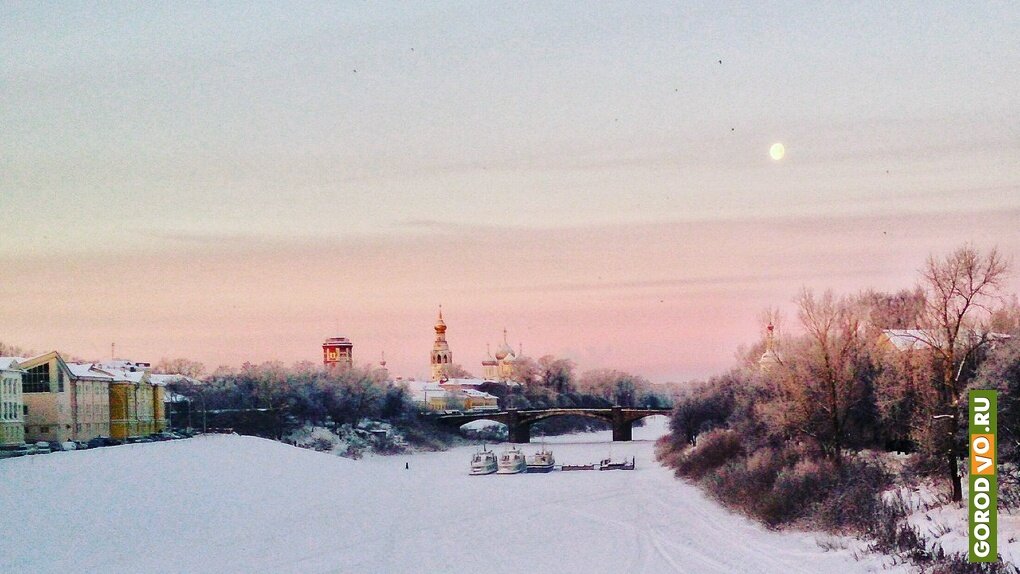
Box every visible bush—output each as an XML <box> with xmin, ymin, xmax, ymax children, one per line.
<box><xmin>309</xmin><ymin>436</ymin><xmax>336</xmax><ymax>452</ymax></box>
<box><xmin>816</xmin><ymin>456</ymin><xmax>890</xmax><ymax>531</ymax></box>
<box><xmin>674</xmin><ymin>429</ymin><xmax>744</xmax><ymax>480</ymax></box>
<box><xmin>764</xmin><ymin>457</ymin><xmax>837</xmax><ymax>525</ymax></box>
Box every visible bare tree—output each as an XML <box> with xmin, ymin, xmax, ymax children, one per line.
<box><xmin>444</xmin><ymin>363</ymin><xmax>473</xmax><ymax>379</ymax></box>
<box><xmin>0</xmin><ymin>341</ymin><xmax>33</xmax><ymax>357</ymax></box>
<box><xmin>789</xmin><ymin>289</ymin><xmax>870</xmax><ymax>462</ymax></box>
<box><xmin>154</xmin><ymin>357</ymin><xmax>207</xmax><ymax>379</ymax></box>
<box><xmin>917</xmin><ymin>245</ymin><xmax>1010</xmax><ymax>501</ymax></box>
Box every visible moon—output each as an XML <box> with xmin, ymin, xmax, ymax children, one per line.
<box><xmin>769</xmin><ymin>142</ymin><xmax>785</xmax><ymax>161</ymax></box>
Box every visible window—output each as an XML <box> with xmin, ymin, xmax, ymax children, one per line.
<box><xmin>57</xmin><ymin>370</ymin><xmax>65</xmax><ymax>392</ymax></box>
<box><xmin>23</xmin><ymin>364</ymin><xmax>51</xmax><ymax>393</ymax></box>
<box><xmin>40</xmin><ymin>426</ymin><xmax>49</xmax><ymax>433</ymax></box>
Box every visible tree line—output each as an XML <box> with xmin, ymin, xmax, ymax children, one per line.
<box><xmin>659</xmin><ymin>245</ymin><xmax>1019</xmax><ymax>568</ymax></box>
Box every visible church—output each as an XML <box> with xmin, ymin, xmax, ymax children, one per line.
<box><xmin>430</xmin><ymin>308</ymin><xmax>519</xmax><ymax>383</ymax></box>
<box><xmin>412</xmin><ymin>308</ymin><xmax>520</xmax><ymax>412</ymax></box>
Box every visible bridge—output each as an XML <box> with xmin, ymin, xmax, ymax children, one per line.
<box><xmin>431</xmin><ymin>407</ymin><xmax>672</xmax><ymax>443</ymax></box>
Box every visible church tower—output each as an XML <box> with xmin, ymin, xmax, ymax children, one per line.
<box><xmin>323</xmin><ymin>336</ymin><xmax>353</xmax><ymax>369</ymax></box>
<box><xmin>494</xmin><ymin>328</ymin><xmax>516</xmax><ymax>381</ymax></box>
<box><xmin>430</xmin><ymin>307</ymin><xmax>453</xmax><ymax>381</ymax></box>
<box><xmin>758</xmin><ymin>322</ymin><xmax>782</xmax><ymax>372</ymax></box>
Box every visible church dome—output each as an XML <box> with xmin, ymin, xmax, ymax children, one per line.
<box><xmin>434</xmin><ymin>308</ymin><xmax>446</xmax><ymax>334</ymax></box>
<box><xmin>494</xmin><ymin>328</ymin><xmax>516</xmax><ymax>360</ymax></box>
<box><xmin>495</xmin><ymin>341</ymin><xmax>515</xmax><ymax>361</ymax></box>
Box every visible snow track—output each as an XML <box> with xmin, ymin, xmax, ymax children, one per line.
<box><xmin>0</xmin><ymin>418</ymin><xmax>902</xmax><ymax>573</ymax></box>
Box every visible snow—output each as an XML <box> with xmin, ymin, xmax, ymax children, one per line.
<box><xmin>0</xmin><ymin>417</ymin><xmax>904</xmax><ymax>574</ymax></box>
<box><xmin>891</xmin><ymin>481</ymin><xmax>1020</xmax><ymax>563</ymax></box>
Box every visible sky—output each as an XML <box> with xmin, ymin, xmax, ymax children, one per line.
<box><xmin>1</xmin><ymin>2</ymin><xmax>1018</xmax><ymax>381</ymax></box>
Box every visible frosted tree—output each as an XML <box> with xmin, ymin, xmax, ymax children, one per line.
<box><xmin>916</xmin><ymin>245</ymin><xmax>1010</xmax><ymax>501</ymax></box>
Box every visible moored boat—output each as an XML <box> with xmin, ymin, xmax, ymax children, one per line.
<box><xmin>598</xmin><ymin>456</ymin><xmax>636</xmax><ymax>471</ymax></box>
<box><xmin>526</xmin><ymin>447</ymin><xmax>555</xmax><ymax>473</ymax></box>
<box><xmin>470</xmin><ymin>447</ymin><xmax>498</xmax><ymax>475</ymax></box>
<box><xmin>496</xmin><ymin>446</ymin><xmax>527</xmax><ymax>474</ymax></box>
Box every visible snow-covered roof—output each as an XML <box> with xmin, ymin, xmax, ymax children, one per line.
<box><xmin>66</xmin><ymin>363</ymin><xmax>116</xmax><ymax>381</ymax></box>
<box><xmin>461</xmin><ymin>389</ymin><xmax>497</xmax><ymax>399</ymax></box>
<box><xmin>102</xmin><ymin>368</ymin><xmax>146</xmax><ymax>383</ymax></box>
<box><xmin>150</xmin><ymin>373</ymin><xmax>201</xmax><ymax>387</ymax></box>
<box><xmin>441</xmin><ymin>377</ymin><xmax>520</xmax><ymax>388</ymax></box>
<box><xmin>164</xmin><ymin>391</ymin><xmax>190</xmax><ymax>403</ymax></box>
<box><xmin>880</xmin><ymin>329</ymin><xmax>1012</xmax><ymax>352</ymax></box>
<box><xmin>0</xmin><ymin>357</ymin><xmax>26</xmax><ymax>371</ymax></box>
<box><xmin>97</xmin><ymin>360</ymin><xmax>151</xmax><ymax>372</ymax></box>
<box><xmin>413</xmin><ymin>389</ymin><xmax>450</xmax><ymax>401</ymax></box>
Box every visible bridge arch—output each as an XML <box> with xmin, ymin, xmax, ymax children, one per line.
<box><xmin>432</xmin><ymin>407</ymin><xmax>671</xmax><ymax>443</ymax></box>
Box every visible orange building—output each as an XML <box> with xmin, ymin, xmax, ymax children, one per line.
<box><xmin>323</xmin><ymin>337</ymin><xmax>353</xmax><ymax>369</ymax></box>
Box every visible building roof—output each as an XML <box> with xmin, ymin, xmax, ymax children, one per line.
<box><xmin>0</xmin><ymin>357</ymin><xmax>26</xmax><ymax>371</ymax></box>
<box><xmin>150</xmin><ymin>373</ymin><xmax>201</xmax><ymax>387</ymax></box>
<box><xmin>66</xmin><ymin>363</ymin><xmax>116</xmax><ymax>381</ymax></box>
<box><xmin>880</xmin><ymin>329</ymin><xmax>1012</xmax><ymax>352</ymax></box>
<box><xmin>441</xmin><ymin>377</ymin><xmax>520</xmax><ymax>388</ymax></box>
<box><xmin>97</xmin><ymin>360</ymin><xmax>151</xmax><ymax>372</ymax></box>
<box><xmin>101</xmin><ymin>368</ymin><xmax>147</xmax><ymax>383</ymax></box>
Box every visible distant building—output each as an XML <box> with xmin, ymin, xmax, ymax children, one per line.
<box><xmin>323</xmin><ymin>337</ymin><xmax>354</xmax><ymax>369</ymax></box>
<box><xmin>430</xmin><ymin>307</ymin><xmax>453</xmax><ymax>381</ymax></box>
<box><xmin>97</xmin><ymin>361</ymin><xmax>156</xmax><ymax>439</ymax></box>
<box><xmin>482</xmin><ymin>329</ymin><xmax>518</xmax><ymax>381</ymax></box>
<box><xmin>406</xmin><ymin>378</ymin><xmax>499</xmax><ymax>412</ymax></box>
<box><xmin>17</xmin><ymin>352</ymin><xmax>112</xmax><ymax>442</ymax></box>
<box><xmin>151</xmin><ymin>373</ymin><xmax>199</xmax><ymax>430</ymax></box>
<box><xmin>758</xmin><ymin>323</ymin><xmax>783</xmax><ymax>372</ymax></box>
<box><xmin>0</xmin><ymin>357</ymin><xmax>25</xmax><ymax>447</ymax></box>
<box><xmin>877</xmin><ymin>329</ymin><xmax>1012</xmax><ymax>355</ymax></box>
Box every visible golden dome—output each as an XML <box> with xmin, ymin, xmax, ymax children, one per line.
<box><xmin>434</xmin><ymin>307</ymin><xmax>446</xmax><ymax>334</ymax></box>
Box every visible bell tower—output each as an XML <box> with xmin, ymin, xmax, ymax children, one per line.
<box><xmin>430</xmin><ymin>306</ymin><xmax>452</xmax><ymax>381</ymax></box>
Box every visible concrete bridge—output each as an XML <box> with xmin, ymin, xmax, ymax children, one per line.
<box><xmin>433</xmin><ymin>407</ymin><xmax>672</xmax><ymax>443</ymax></box>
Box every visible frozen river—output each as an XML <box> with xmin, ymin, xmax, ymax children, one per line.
<box><xmin>0</xmin><ymin>417</ymin><xmax>902</xmax><ymax>573</ymax></box>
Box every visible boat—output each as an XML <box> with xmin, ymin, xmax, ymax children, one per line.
<box><xmin>560</xmin><ymin>463</ymin><xmax>595</xmax><ymax>471</ymax></box>
<box><xmin>598</xmin><ymin>456</ymin><xmax>636</xmax><ymax>471</ymax></box>
<box><xmin>526</xmin><ymin>447</ymin><xmax>556</xmax><ymax>473</ymax></box>
<box><xmin>470</xmin><ymin>447</ymin><xmax>498</xmax><ymax>475</ymax></box>
<box><xmin>496</xmin><ymin>446</ymin><xmax>527</xmax><ymax>474</ymax></box>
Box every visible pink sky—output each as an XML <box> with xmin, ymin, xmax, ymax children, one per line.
<box><xmin>3</xmin><ymin>209</ymin><xmax>1017</xmax><ymax>382</ymax></box>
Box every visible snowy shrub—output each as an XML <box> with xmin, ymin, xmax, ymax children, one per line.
<box><xmin>674</xmin><ymin>429</ymin><xmax>743</xmax><ymax>480</ymax></box>
<box><xmin>309</xmin><ymin>436</ymin><xmax>336</xmax><ymax>452</ymax></box>
<box><xmin>816</xmin><ymin>457</ymin><xmax>890</xmax><ymax>531</ymax></box>
<box><xmin>763</xmin><ymin>457</ymin><xmax>837</xmax><ymax>525</ymax></box>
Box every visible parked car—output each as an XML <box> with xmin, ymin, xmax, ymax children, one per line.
<box><xmin>73</xmin><ymin>440</ymin><xmax>89</xmax><ymax>450</ymax></box>
<box><xmin>12</xmin><ymin>444</ymin><xmax>36</xmax><ymax>457</ymax></box>
<box><xmin>34</xmin><ymin>441</ymin><xmax>52</xmax><ymax>454</ymax></box>
<box><xmin>86</xmin><ymin>436</ymin><xmax>122</xmax><ymax>449</ymax></box>
<box><xmin>60</xmin><ymin>441</ymin><xmax>77</xmax><ymax>451</ymax></box>
<box><xmin>0</xmin><ymin>445</ymin><xmax>29</xmax><ymax>458</ymax></box>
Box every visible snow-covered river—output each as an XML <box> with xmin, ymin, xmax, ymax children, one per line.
<box><xmin>0</xmin><ymin>417</ymin><xmax>902</xmax><ymax>573</ymax></box>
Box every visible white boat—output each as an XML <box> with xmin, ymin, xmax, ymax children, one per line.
<box><xmin>470</xmin><ymin>447</ymin><xmax>498</xmax><ymax>475</ymax></box>
<box><xmin>496</xmin><ymin>447</ymin><xmax>527</xmax><ymax>474</ymax></box>
<box><xmin>526</xmin><ymin>447</ymin><xmax>555</xmax><ymax>473</ymax></box>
